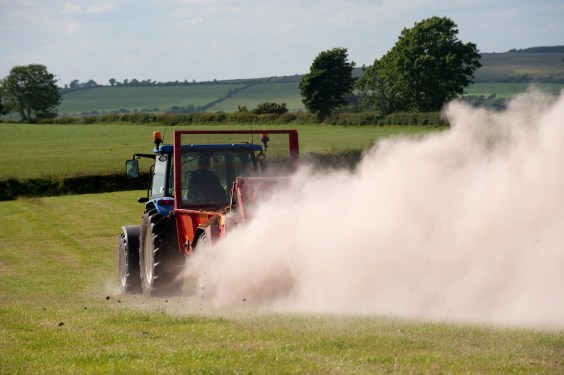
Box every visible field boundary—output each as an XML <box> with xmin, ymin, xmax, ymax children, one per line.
<box><xmin>0</xmin><ymin>173</ymin><xmax>150</xmax><ymax>201</ymax></box>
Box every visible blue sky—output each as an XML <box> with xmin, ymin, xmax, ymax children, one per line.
<box><xmin>1</xmin><ymin>0</ymin><xmax>562</xmax><ymax>86</ymax></box>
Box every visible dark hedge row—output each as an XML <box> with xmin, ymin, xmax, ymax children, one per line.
<box><xmin>0</xmin><ymin>173</ymin><xmax>150</xmax><ymax>201</ymax></box>
<box><xmin>39</xmin><ymin>111</ymin><xmax>448</xmax><ymax>127</ymax></box>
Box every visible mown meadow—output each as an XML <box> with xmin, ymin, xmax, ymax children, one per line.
<box><xmin>1</xmin><ymin>190</ymin><xmax>563</xmax><ymax>374</ymax></box>
<box><xmin>0</xmin><ymin>122</ymin><xmax>438</xmax><ymax>180</ymax></box>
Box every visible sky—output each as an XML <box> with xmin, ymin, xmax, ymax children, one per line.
<box><xmin>1</xmin><ymin>0</ymin><xmax>563</xmax><ymax>87</ymax></box>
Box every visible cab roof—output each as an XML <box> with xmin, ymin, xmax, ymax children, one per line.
<box><xmin>154</xmin><ymin>143</ymin><xmax>262</xmax><ymax>153</ymax></box>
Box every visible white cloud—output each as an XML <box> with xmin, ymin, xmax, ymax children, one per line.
<box><xmin>62</xmin><ymin>0</ymin><xmax>117</xmax><ymax>15</ymax></box>
<box><xmin>85</xmin><ymin>0</ymin><xmax>117</xmax><ymax>14</ymax></box>
<box><xmin>62</xmin><ymin>1</ymin><xmax>82</xmax><ymax>14</ymax></box>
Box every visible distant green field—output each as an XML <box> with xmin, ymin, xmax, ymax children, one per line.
<box><xmin>58</xmin><ymin>81</ymin><xmax>305</xmax><ymax>115</ymax></box>
<box><xmin>208</xmin><ymin>81</ymin><xmax>305</xmax><ymax>112</ymax></box>
<box><xmin>58</xmin><ymin>84</ymin><xmax>245</xmax><ymax>115</ymax></box>
<box><xmin>0</xmin><ymin>123</ymin><xmax>439</xmax><ymax>180</ymax></box>
<box><xmin>56</xmin><ymin>80</ymin><xmax>563</xmax><ymax>116</ymax></box>
<box><xmin>464</xmin><ymin>82</ymin><xmax>564</xmax><ymax>98</ymax></box>
<box><xmin>475</xmin><ymin>52</ymin><xmax>564</xmax><ymax>82</ymax></box>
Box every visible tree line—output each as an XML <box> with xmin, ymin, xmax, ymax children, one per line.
<box><xmin>63</xmin><ymin>77</ymin><xmax>229</xmax><ymax>91</ymax></box>
<box><xmin>1</xmin><ymin>16</ymin><xmax>480</xmax><ymax>122</ymax></box>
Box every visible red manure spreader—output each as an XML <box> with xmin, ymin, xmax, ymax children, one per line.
<box><xmin>118</xmin><ymin>130</ymin><xmax>299</xmax><ymax>296</ymax></box>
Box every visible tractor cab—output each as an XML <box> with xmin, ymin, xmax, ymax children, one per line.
<box><xmin>178</xmin><ymin>144</ymin><xmax>263</xmax><ymax>209</ymax></box>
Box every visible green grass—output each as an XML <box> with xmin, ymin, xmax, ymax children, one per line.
<box><xmin>475</xmin><ymin>52</ymin><xmax>564</xmax><ymax>82</ymax></box>
<box><xmin>0</xmin><ymin>123</ymin><xmax>439</xmax><ymax>180</ymax></box>
<box><xmin>59</xmin><ymin>84</ymin><xmax>245</xmax><ymax>115</ymax></box>
<box><xmin>209</xmin><ymin>81</ymin><xmax>305</xmax><ymax>112</ymax></box>
<box><xmin>1</xmin><ymin>191</ymin><xmax>563</xmax><ymax>374</ymax></box>
<box><xmin>464</xmin><ymin>82</ymin><xmax>564</xmax><ymax>98</ymax></box>
<box><xmin>59</xmin><ymin>81</ymin><xmax>306</xmax><ymax>115</ymax></box>
<box><xmin>56</xmin><ymin>79</ymin><xmax>563</xmax><ymax>115</ymax></box>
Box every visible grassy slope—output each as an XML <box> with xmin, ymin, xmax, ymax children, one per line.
<box><xmin>58</xmin><ymin>84</ymin><xmax>245</xmax><ymax>115</ymax></box>
<box><xmin>208</xmin><ymin>81</ymin><xmax>305</xmax><ymax>112</ymax></box>
<box><xmin>1</xmin><ymin>191</ymin><xmax>563</xmax><ymax>374</ymax></box>
<box><xmin>0</xmin><ymin>123</ymin><xmax>437</xmax><ymax>180</ymax></box>
<box><xmin>464</xmin><ymin>82</ymin><xmax>564</xmax><ymax>98</ymax></box>
<box><xmin>474</xmin><ymin>52</ymin><xmax>564</xmax><ymax>82</ymax></box>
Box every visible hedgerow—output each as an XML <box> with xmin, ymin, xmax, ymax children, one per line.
<box><xmin>0</xmin><ymin>173</ymin><xmax>150</xmax><ymax>201</ymax></box>
<box><xmin>41</xmin><ymin>111</ymin><xmax>448</xmax><ymax>127</ymax></box>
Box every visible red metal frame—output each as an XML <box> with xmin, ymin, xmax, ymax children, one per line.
<box><xmin>172</xmin><ymin>129</ymin><xmax>299</xmax><ymax>253</ymax></box>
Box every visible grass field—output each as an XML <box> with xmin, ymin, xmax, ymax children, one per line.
<box><xmin>1</xmin><ymin>191</ymin><xmax>563</xmax><ymax>374</ymax></box>
<box><xmin>474</xmin><ymin>52</ymin><xmax>564</xmax><ymax>82</ymax></box>
<box><xmin>464</xmin><ymin>82</ymin><xmax>564</xmax><ymax>98</ymax></box>
<box><xmin>0</xmin><ymin>123</ymin><xmax>438</xmax><ymax>180</ymax></box>
<box><xmin>56</xmin><ymin>80</ymin><xmax>564</xmax><ymax>115</ymax></box>
<box><xmin>58</xmin><ymin>84</ymin><xmax>245</xmax><ymax>115</ymax></box>
<box><xmin>208</xmin><ymin>81</ymin><xmax>305</xmax><ymax>112</ymax></box>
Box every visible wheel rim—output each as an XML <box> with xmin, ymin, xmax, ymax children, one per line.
<box><xmin>143</xmin><ymin>228</ymin><xmax>153</xmax><ymax>285</ymax></box>
<box><xmin>118</xmin><ymin>241</ymin><xmax>127</xmax><ymax>288</ymax></box>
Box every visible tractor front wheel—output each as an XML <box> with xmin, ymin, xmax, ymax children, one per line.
<box><xmin>117</xmin><ymin>227</ymin><xmax>141</xmax><ymax>294</ymax></box>
<box><xmin>139</xmin><ymin>209</ymin><xmax>185</xmax><ymax>297</ymax></box>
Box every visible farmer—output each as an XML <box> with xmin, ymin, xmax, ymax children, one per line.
<box><xmin>186</xmin><ymin>155</ymin><xmax>227</xmax><ymax>204</ymax></box>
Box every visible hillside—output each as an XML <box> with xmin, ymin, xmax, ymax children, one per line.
<box><xmin>475</xmin><ymin>48</ymin><xmax>564</xmax><ymax>83</ymax></box>
<box><xmin>56</xmin><ymin>47</ymin><xmax>564</xmax><ymax>116</ymax></box>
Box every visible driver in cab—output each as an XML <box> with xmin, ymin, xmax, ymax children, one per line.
<box><xmin>185</xmin><ymin>155</ymin><xmax>227</xmax><ymax>205</ymax></box>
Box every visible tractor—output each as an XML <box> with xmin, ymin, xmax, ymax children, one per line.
<box><xmin>117</xmin><ymin>129</ymin><xmax>299</xmax><ymax>297</ymax></box>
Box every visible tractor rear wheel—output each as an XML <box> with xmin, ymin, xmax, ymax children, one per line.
<box><xmin>117</xmin><ymin>228</ymin><xmax>141</xmax><ymax>294</ymax></box>
<box><xmin>139</xmin><ymin>209</ymin><xmax>185</xmax><ymax>297</ymax></box>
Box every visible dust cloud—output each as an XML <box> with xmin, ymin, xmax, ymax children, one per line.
<box><xmin>184</xmin><ymin>89</ymin><xmax>564</xmax><ymax>328</ymax></box>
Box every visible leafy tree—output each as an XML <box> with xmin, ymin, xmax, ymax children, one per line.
<box><xmin>356</xmin><ymin>52</ymin><xmax>408</xmax><ymax>114</ymax></box>
<box><xmin>109</xmin><ymin>78</ymin><xmax>116</xmax><ymax>86</ymax></box>
<box><xmin>2</xmin><ymin>64</ymin><xmax>62</xmax><ymax>121</ymax></box>
<box><xmin>299</xmin><ymin>47</ymin><xmax>355</xmax><ymax>121</ymax></box>
<box><xmin>0</xmin><ymin>85</ymin><xmax>8</xmax><ymax>116</ymax></box>
<box><xmin>84</xmin><ymin>79</ymin><xmax>98</xmax><ymax>88</ymax></box>
<box><xmin>357</xmin><ymin>16</ymin><xmax>481</xmax><ymax>113</ymax></box>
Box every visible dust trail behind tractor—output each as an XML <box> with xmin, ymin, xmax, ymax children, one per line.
<box><xmin>184</xmin><ymin>91</ymin><xmax>564</xmax><ymax>328</ymax></box>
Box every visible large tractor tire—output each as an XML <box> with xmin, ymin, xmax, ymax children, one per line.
<box><xmin>139</xmin><ymin>208</ymin><xmax>186</xmax><ymax>297</ymax></box>
<box><xmin>117</xmin><ymin>226</ymin><xmax>141</xmax><ymax>294</ymax></box>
